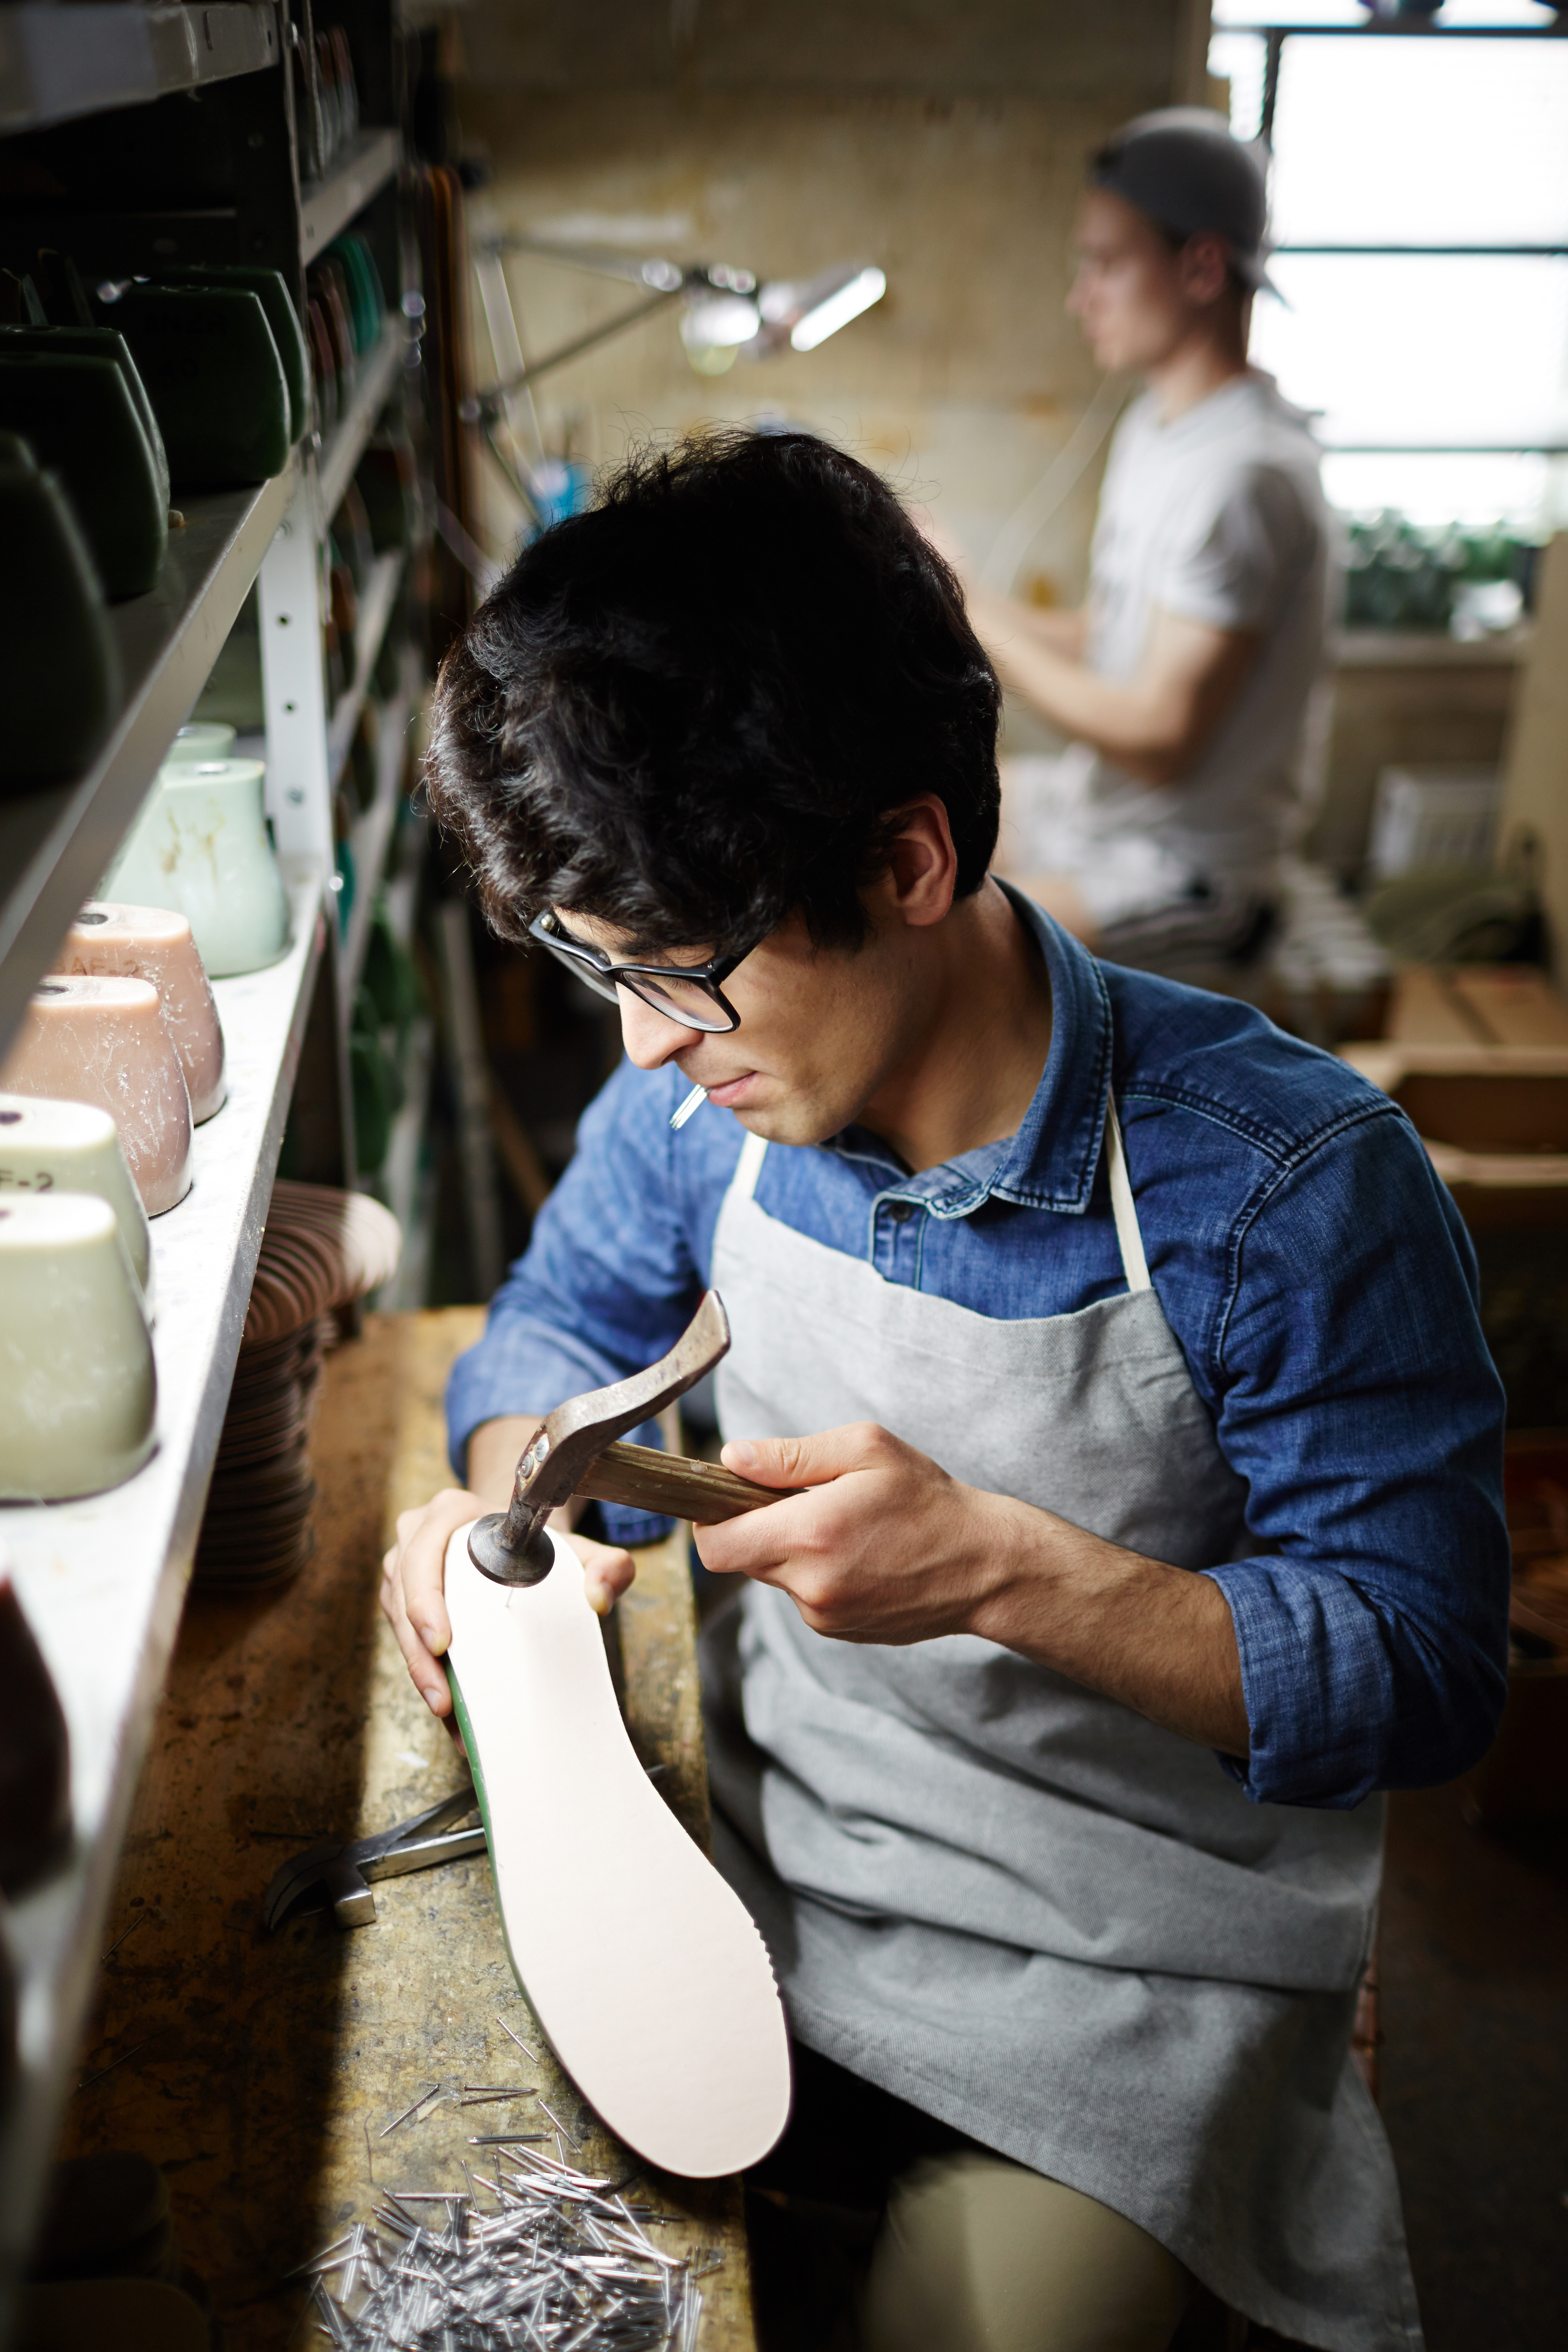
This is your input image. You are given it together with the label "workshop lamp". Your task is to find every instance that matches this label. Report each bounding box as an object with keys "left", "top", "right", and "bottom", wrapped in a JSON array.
[
  {"left": 463, "top": 238, "right": 887, "bottom": 416},
  {"left": 458, "top": 237, "right": 886, "bottom": 541},
  {"left": 681, "top": 261, "right": 889, "bottom": 371}
]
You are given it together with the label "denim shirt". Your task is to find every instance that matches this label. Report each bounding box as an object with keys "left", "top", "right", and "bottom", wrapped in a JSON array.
[{"left": 448, "top": 898, "right": 1510, "bottom": 1810}]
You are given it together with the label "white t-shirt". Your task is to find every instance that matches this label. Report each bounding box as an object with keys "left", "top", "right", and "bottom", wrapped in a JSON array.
[{"left": 1041, "top": 371, "right": 1330, "bottom": 897}]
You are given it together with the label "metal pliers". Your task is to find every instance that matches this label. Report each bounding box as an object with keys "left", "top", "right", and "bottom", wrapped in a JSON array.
[{"left": 262, "top": 1782, "right": 487, "bottom": 1931}]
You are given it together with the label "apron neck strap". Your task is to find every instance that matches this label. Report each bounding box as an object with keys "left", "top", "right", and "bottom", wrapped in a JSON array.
[
  {"left": 1105, "top": 1099, "right": 1151, "bottom": 1295},
  {"left": 733, "top": 1129, "right": 768, "bottom": 1202}
]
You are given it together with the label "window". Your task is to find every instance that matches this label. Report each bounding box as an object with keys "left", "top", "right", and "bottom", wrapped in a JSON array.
[{"left": 1209, "top": 1, "right": 1568, "bottom": 528}]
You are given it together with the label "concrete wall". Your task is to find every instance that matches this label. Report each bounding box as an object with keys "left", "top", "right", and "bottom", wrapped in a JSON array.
[{"left": 450, "top": 2, "right": 1205, "bottom": 744}]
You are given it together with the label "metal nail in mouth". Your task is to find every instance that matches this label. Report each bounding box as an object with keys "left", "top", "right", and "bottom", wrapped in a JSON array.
[{"left": 77, "top": 911, "right": 111, "bottom": 925}]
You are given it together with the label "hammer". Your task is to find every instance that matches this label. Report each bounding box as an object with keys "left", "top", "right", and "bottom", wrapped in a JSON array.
[{"left": 467, "top": 1290, "right": 799, "bottom": 1586}]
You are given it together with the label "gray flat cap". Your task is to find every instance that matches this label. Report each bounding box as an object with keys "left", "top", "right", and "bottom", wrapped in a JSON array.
[{"left": 1090, "top": 107, "right": 1278, "bottom": 295}]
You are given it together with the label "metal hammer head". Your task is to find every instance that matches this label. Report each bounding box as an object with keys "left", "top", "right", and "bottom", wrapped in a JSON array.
[{"left": 466, "top": 1289, "right": 733, "bottom": 1586}]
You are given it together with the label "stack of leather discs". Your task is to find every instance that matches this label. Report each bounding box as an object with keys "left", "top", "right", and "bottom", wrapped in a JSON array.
[{"left": 194, "top": 1181, "right": 399, "bottom": 1591}]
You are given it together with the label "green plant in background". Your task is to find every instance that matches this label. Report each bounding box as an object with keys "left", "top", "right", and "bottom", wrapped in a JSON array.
[{"left": 1341, "top": 511, "right": 1537, "bottom": 633}]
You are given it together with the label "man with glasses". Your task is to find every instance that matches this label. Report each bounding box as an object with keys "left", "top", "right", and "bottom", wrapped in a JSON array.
[
  {"left": 383, "top": 429, "right": 1504, "bottom": 2352},
  {"left": 528, "top": 908, "right": 754, "bottom": 1034}
]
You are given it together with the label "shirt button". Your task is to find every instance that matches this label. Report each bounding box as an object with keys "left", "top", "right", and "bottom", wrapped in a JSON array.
[{"left": 887, "top": 1200, "right": 917, "bottom": 1223}]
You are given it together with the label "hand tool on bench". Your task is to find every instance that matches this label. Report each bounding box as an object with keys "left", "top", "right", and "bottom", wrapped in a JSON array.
[
  {"left": 262, "top": 1783, "right": 485, "bottom": 1931},
  {"left": 467, "top": 1288, "right": 800, "bottom": 1586}
]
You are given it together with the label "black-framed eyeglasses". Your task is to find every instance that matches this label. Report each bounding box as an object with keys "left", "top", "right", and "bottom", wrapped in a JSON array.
[{"left": 527, "top": 910, "right": 752, "bottom": 1033}]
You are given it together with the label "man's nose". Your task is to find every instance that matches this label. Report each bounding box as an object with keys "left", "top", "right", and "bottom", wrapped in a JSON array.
[{"left": 617, "top": 986, "right": 701, "bottom": 1071}]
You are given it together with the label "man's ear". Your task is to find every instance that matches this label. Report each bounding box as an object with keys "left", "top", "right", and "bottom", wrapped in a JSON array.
[
  {"left": 878, "top": 795, "right": 960, "bottom": 930},
  {"left": 1180, "top": 232, "right": 1232, "bottom": 312}
]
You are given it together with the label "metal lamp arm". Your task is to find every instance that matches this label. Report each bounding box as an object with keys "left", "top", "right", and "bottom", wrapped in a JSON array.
[{"left": 461, "top": 285, "right": 687, "bottom": 422}]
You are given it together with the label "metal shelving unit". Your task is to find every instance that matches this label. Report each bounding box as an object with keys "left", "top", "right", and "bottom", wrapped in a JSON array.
[
  {"left": 0, "top": 2, "right": 280, "bottom": 136},
  {"left": 318, "top": 312, "right": 406, "bottom": 519},
  {"left": 0, "top": 4, "right": 436, "bottom": 2320},
  {"left": 260, "top": 323, "right": 412, "bottom": 880},
  {"left": 327, "top": 549, "right": 405, "bottom": 784},
  {"left": 0, "top": 872, "right": 325, "bottom": 2303},
  {"left": 0, "top": 467, "right": 295, "bottom": 1055},
  {"left": 299, "top": 124, "right": 400, "bottom": 263}
]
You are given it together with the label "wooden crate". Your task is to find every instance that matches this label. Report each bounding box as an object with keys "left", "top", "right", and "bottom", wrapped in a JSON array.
[
  {"left": 1387, "top": 964, "right": 1568, "bottom": 1049},
  {"left": 1343, "top": 966, "right": 1568, "bottom": 1230}
]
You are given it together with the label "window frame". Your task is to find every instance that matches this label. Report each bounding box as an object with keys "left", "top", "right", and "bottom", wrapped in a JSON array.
[{"left": 1219, "top": 16, "right": 1568, "bottom": 456}]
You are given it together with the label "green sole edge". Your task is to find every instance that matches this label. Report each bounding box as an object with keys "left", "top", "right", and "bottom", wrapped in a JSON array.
[{"left": 445, "top": 1656, "right": 550, "bottom": 2056}]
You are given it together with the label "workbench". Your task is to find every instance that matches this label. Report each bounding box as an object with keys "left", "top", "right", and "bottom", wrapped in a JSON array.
[{"left": 51, "top": 1310, "right": 758, "bottom": 2350}]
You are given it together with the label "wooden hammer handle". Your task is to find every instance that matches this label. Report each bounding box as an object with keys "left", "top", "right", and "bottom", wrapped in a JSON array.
[{"left": 575, "top": 1439, "right": 800, "bottom": 1524}]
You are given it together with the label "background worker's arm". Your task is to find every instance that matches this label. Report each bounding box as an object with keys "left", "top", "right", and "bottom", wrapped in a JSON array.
[
  {"left": 996, "top": 602, "right": 1090, "bottom": 660},
  {"left": 966, "top": 586, "right": 1258, "bottom": 785}
]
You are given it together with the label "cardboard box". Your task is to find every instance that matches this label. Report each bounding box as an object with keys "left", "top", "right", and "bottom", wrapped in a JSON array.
[{"left": 1368, "top": 765, "right": 1499, "bottom": 881}]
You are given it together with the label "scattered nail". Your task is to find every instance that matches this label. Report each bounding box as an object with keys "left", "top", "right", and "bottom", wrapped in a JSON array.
[
  {"left": 76, "top": 2026, "right": 172, "bottom": 2092},
  {"left": 101, "top": 1911, "right": 148, "bottom": 1963},
  {"left": 495, "top": 2016, "right": 541, "bottom": 2063},
  {"left": 538, "top": 2098, "right": 581, "bottom": 2150},
  {"left": 379, "top": 2082, "right": 442, "bottom": 2137}
]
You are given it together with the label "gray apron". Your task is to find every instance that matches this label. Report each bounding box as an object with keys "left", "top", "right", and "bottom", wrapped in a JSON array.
[{"left": 701, "top": 1114, "right": 1422, "bottom": 2351}]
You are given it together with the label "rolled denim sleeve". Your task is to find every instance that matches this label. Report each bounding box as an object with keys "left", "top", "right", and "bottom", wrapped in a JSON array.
[
  {"left": 1202, "top": 1105, "right": 1510, "bottom": 1809},
  {"left": 445, "top": 1059, "right": 705, "bottom": 1545}
]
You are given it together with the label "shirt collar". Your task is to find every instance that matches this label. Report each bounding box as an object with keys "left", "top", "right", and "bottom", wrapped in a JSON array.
[{"left": 825, "top": 885, "right": 1113, "bottom": 1219}]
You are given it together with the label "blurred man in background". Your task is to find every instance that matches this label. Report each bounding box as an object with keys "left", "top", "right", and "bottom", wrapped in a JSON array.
[{"left": 950, "top": 109, "right": 1330, "bottom": 973}]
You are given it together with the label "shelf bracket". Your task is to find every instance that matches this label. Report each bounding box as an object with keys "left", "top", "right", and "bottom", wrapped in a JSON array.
[{"left": 258, "top": 475, "right": 333, "bottom": 874}]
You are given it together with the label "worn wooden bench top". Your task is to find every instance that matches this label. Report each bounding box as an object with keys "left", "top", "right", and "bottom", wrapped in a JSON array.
[{"left": 57, "top": 1309, "right": 757, "bottom": 2350}]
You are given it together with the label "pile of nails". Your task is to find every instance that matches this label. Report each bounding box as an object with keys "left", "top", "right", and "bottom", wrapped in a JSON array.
[{"left": 299, "top": 2144, "right": 723, "bottom": 2350}]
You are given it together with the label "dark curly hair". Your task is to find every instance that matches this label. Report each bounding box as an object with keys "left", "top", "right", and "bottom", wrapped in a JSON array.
[{"left": 423, "top": 429, "right": 1001, "bottom": 954}]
